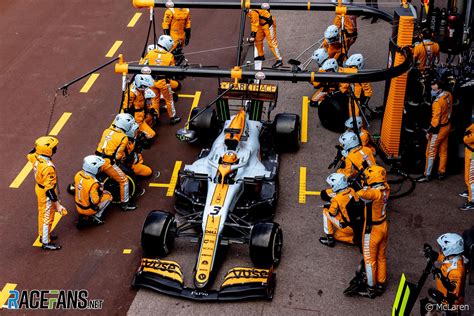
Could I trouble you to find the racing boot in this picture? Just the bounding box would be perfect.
[91,215,105,226]
[170,116,181,125]
[121,201,138,211]
[356,285,377,299]
[375,283,385,296]
[254,55,265,61]
[458,190,469,198]
[319,235,335,247]
[416,175,431,183]
[272,59,283,68]
[436,172,446,180]
[42,243,61,250]
[459,201,474,211]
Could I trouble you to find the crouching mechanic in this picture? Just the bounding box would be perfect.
[142,35,181,125]
[122,74,156,142]
[96,113,137,211]
[421,233,467,313]
[337,131,376,182]
[356,165,390,298]
[344,117,376,155]
[27,136,67,250]
[310,58,340,107]
[319,173,364,247]
[124,121,153,178]
[74,155,113,227]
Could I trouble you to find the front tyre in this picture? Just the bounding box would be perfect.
[141,210,176,257]
[249,222,283,268]
[274,113,301,153]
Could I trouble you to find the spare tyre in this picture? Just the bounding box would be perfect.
[189,108,220,143]
[274,113,301,152]
[318,92,348,133]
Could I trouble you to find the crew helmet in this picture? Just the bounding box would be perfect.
[113,113,135,133]
[344,116,363,129]
[322,58,339,72]
[326,173,348,192]
[82,155,105,176]
[157,35,174,52]
[34,136,59,157]
[345,53,365,69]
[126,122,139,139]
[134,75,154,90]
[144,88,157,99]
[339,131,360,151]
[437,233,464,257]
[312,48,329,67]
[261,2,270,9]
[364,165,387,185]
[324,25,340,44]
[222,151,238,164]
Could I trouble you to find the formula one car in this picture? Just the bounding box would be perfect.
[133,81,301,301]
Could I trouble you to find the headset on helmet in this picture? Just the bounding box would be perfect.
[326,173,348,192]
[222,151,238,164]
[34,136,59,157]
[364,165,387,185]
[344,116,363,129]
[83,155,105,176]
[157,35,174,52]
[147,44,158,53]
[126,122,139,139]
[345,53,365,69]
[324,25,340,44]
[312,48,329,67]
[437,233,464,257]
[339,131,360,151]
[322,58,339,72]
[113,113,135,133]
[134,75,154,90]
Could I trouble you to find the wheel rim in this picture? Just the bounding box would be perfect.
[272,228,283,264]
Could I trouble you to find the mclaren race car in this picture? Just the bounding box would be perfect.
[133,81,301,301]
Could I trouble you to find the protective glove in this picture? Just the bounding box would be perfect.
[248,32,256,43]
[184,28,191,46]
[423,243,439,261]
[54,202,68,216]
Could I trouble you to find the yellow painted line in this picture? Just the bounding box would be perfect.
[9,112,72,189]
[80,73,100,93]
[299,166,320,204]
[186,91,202,122]
[167,161,182,196]
[0,283,17,310]
[105,41,123,58]
[49,112,72,136]
[299,166,308,204]
[127,12,142,27]
[149,183,170,188]
[123,249,132,254]
[301,96,309,143]
[148,160,183,197]
[178,94,198,98]
[33,214,63,247]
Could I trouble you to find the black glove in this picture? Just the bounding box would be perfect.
[249,31,256,43]
[184,28,191,46]
[320,189,331,202]
[163,28,170,35]
[423,243,439,262]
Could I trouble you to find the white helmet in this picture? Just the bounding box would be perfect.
[157,35,174,52]
[134,75,154,90]
[312,48,329,67]
[345,54,365,69]
[113,113,135,133]
[331,0,353,4]
[437,233,464,257]
[339,131,360,151]
[261,2,270,9]
[144,88,157,99]
[324,25,340,44]
[126,121,139,138]
[147,44,158,53]
[345,116,363,129]
[83,155,105,176]
[326,173,348,192]
[322,58,339,72]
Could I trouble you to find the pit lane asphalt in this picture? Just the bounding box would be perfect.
[0,0,472,315]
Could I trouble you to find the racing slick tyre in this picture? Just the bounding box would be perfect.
[141,210,177,257]
[189,108,220,143]
[317,92,348,133]
[274,113,301,152]
[103,174,136,204]
[249,222,283,268]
